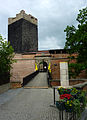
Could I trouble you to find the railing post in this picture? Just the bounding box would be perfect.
[62,110,63,120]
[53,87,55,104]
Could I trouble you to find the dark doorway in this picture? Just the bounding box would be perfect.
[43,61,48,72]
[39,61,48,72]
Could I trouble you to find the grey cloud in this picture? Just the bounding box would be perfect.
[0,0,87,50]
[38,0,87,49]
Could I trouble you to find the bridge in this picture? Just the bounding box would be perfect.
[24,72,49,89]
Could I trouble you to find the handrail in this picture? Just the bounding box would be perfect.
[23,71,39,86]
[47,71,52,87]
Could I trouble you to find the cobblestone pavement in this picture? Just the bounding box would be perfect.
[80,107,87,120]
[25,72,48,87]
[0,88,60,120]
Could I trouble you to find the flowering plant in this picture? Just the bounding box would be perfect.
[65,100,73,112]
[57,87,72,95]
[70,88,80,97]
[56,87,86,118]
[60,94,73,100]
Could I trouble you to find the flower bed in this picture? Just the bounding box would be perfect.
[56,87,86,118]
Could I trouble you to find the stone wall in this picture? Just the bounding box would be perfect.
[50,79,87,87]
[50,53,87,80]
[22,19,38,52]
[10,82,21,89]
[10,54,35,85]
[8,10,38,53]
[10,53,87,88]
[50,55,69,80]
[51,60,60,80]
[8,18,38,53]
[8,19,22,53]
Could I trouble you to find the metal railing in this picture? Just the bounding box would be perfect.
[58,110,78,120]
[52,87,86,120]
[47,71,52,87]
[23,71,39,86]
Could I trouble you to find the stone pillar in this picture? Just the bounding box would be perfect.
[60,62,69,87]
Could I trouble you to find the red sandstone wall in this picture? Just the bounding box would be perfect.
[51,54,70,58]
[51,53,87,80]
[22,54,35,59]
[51,53,69,80]
[10,54,35,84]
[51,60,60,80]
[14,54,35,59]
[11,53,87,86]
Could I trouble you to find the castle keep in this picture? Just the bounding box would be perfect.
[8,10,38,53]
[8,11,87,88]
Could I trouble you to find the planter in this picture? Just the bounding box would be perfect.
[65,106,73,113]
[56,101,65,111]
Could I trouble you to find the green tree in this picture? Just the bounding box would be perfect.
[0,35,15,84]
[64,7,87,78]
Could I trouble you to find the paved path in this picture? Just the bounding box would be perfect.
[0,88,59,120]
[0,88,87,120]
[25,72,48,88]
[80,107,87,120]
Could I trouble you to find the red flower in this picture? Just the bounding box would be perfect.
[60,94,72,100]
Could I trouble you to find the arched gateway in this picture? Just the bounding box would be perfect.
[39,61,48,72]
[35,54,51,72]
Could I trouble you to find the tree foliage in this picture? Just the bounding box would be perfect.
[64,7,87,78]
[0,35,15,82]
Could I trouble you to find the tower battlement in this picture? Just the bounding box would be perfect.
[8,10,37,25]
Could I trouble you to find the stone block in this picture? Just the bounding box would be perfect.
[10,82,21,89]
[60,62,69,87]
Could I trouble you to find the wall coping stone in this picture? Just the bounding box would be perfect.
[73,82,87,89]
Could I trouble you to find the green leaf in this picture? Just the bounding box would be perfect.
[64,7,87,78]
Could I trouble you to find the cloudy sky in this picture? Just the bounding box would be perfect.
[0,0,87,50]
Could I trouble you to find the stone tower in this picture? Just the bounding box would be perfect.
[8,10,38,53]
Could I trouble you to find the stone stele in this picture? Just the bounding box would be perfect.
[60,62,69,87]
